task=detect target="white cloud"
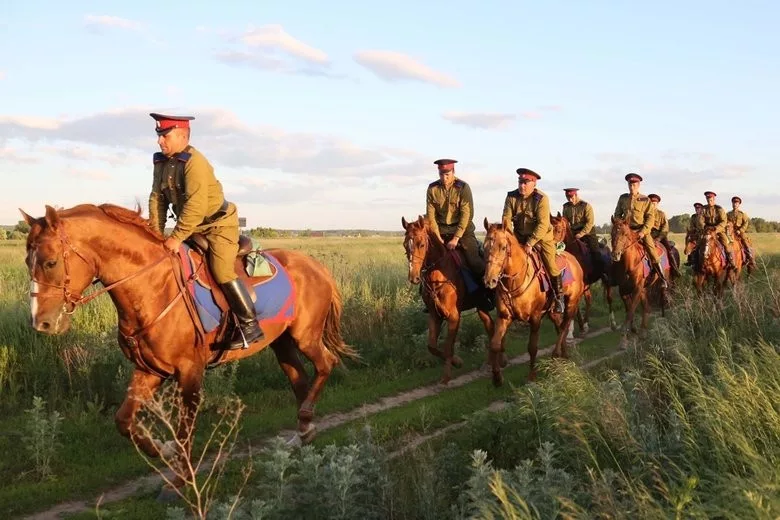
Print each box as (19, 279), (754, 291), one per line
(0, 106), (428, 180)
(213, 24), (343, 78)
(441, 112), (517, 130)
(65, 168), (111, 181)
(241, 24), (329, 65)
(84, 15), (143, 32)
(353, 50), (460, 88)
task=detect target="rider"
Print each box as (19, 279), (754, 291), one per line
(684, 202), (705, 267)
(701, 190), (734, 267)
(728, 196), (755, 266)
(648, 193), (681, 277)
(424, 158), (492, 310)
(147, 113), (264, 350)
(502, 168), (565, 313)
(612, 173), (668, 289)
(561, 187), (603, 274)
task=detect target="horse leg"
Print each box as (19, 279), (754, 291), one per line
(488, 314), (511, 387)
(271, 335), (316, 445)
(476, 309), (503, 367)
(427, 313), (445, 362)
(440, 313), (461, 385)
(294, 335), (341, 444)
(527, 315), (542, 381)
(604, 282), (618, 331)
(578, 287), (591, 336)
(115, 370), (165, 458)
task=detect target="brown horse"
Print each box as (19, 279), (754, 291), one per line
(20, 203), (358, 497)
(609, 216), (669, 338)
(684, 224), (744, 297)
(482, 217), (585, 387)
(401, 215), (494, 384)
(550, 213), (617, 334)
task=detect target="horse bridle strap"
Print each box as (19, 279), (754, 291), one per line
(29, 227), (171, 314)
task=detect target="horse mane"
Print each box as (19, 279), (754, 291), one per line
(96, 203), (165, 242)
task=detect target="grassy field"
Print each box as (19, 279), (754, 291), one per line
(0, 232), (778, 519)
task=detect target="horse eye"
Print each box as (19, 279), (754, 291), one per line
(44, 259), (57, 269)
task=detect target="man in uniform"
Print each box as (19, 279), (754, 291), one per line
(502, 168), (564, 313)
(612, 173), (668, 288)
(728, 196), (755, 266)
(148, 113), (264, 350)
(684, 202), (705, 267)
(561, 187), (603, 274)
(424, 158), (492, 309)
(648, 194), (680, 277)
(701, 190), (734, 267)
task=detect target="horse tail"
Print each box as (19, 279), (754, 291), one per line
(322, 280), (361, 362)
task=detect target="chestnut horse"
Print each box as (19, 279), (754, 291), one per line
(482, 218), (585, 387)
(609, 216), (669, 338)
(684, 223), (744, 297)
(401, 215), (494, 384)
(550, 213), (617, 334)
(20, 203), (358, 496)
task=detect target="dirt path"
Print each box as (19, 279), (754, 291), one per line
(387, 349), (628, 460)
(23, 325), (619, 519)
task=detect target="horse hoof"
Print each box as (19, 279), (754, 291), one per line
(451, 355), (463, 368)
(439, 376), (451, 386)
(300, 422), (317, 445)
(298, 404), (314, 422)
(492, 372), (504, 387)
(528, 371), (537, 382)
(156, 485), (180, 504)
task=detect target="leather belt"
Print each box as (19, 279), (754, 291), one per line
(202, 200), (229, 225)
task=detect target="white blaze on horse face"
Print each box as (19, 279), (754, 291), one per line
(30, 250), (39, 326)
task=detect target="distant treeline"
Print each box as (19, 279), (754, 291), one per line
(4, 215), (780, 240)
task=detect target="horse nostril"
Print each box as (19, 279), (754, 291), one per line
(38, 321), (51, 332)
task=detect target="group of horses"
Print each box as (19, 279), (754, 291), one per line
(402, 213), (756, 388)
(17, 202), (755, 500)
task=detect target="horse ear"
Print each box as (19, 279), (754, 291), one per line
(417, 215), (424, 226)
(483, 217), (490, 231)
(19, 208), (36, 227)
(401, 216), (408, 230)
(556, 211), (561, 218)
(610, 215), (616, 224)
(44, 205), (60, 230)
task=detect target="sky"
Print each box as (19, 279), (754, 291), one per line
(1, 0), (778, 230)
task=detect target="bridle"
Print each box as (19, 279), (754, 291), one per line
(28, 225), (170, 315)
(484, 229), (535, 306)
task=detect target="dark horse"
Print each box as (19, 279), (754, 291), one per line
(401, 215), (494, 384)
(20, 204), (358, 496)
(684, 223), (744, 297)
(609, 216), (670, 341)
(550, 213), (617, 334)
(482, 217), (585, 387)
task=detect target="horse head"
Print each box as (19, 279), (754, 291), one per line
(609, 215), (637, 263)
(401, 215), (436, 284)
(482, 216), (521, 289)
(550, 212), (571, 243)
(684, 228), (699, 255)
(19, 205), (97, 334)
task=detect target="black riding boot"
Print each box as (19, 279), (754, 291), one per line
(221, 279), (265, 350)
(684, 254), (693, 266)
(653, 262), (668, 289)
(553, 274), (565, 313)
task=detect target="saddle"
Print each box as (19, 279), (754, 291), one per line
(181, 233), (278, 332)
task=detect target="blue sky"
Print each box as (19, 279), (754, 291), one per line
(1, 0), (777, 230)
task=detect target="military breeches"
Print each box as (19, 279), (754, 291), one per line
(457, 232), (485, 276)
(716, 231), (731, 249)
(641, 234), (661, 264)
(535, 239), (561, 277)
(203, 228), (239, 284)
(738, 232), (752, 246)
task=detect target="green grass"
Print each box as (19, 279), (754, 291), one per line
(1, 234), (778, 519)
